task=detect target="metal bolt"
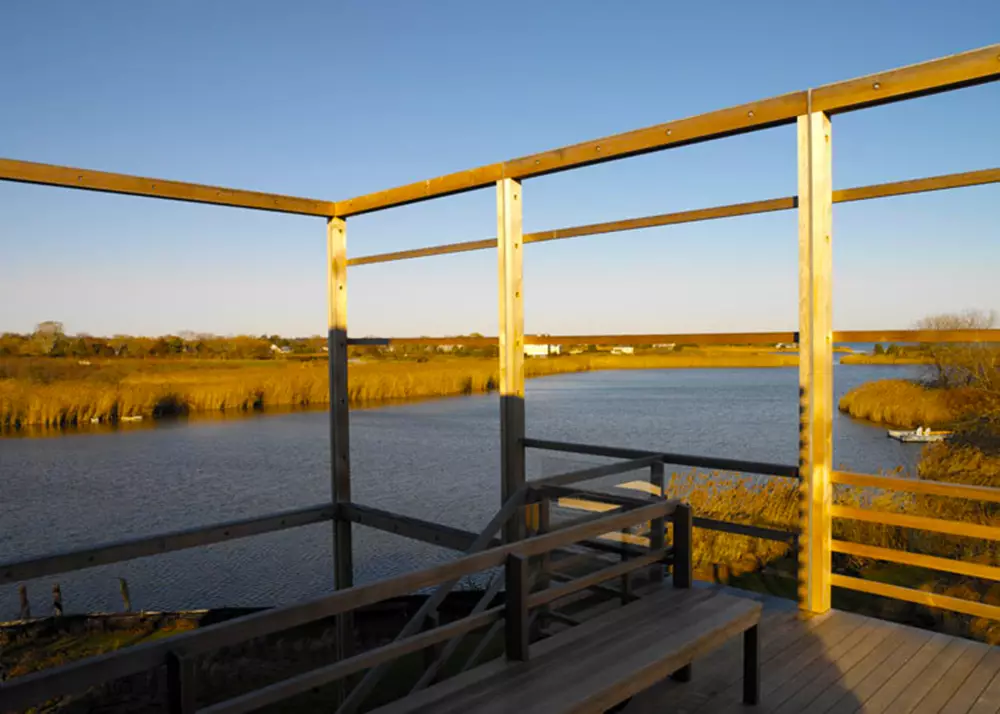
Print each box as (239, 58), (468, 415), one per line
(595, 145), (601, 152)
(77, 175), (83, 182)
(666, 129), (672, 136)
(748, 110), (755, 118)
(872, 81), (881, 90)
(534, 159), (540, 165)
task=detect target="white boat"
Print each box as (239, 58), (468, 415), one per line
(887, 427), (950, 443)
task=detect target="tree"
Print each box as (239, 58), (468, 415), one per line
(916, 310), (1000, 394)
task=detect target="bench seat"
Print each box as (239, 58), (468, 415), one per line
(371, 586), (762, 714)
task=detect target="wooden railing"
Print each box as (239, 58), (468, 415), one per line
(0, 471), (685, 714)
(831, 470), (1000, 621)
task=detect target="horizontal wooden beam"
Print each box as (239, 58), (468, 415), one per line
(528, 455), (664, 489)
(0, 503), (335, 585)
(0, 158), (337, 216)
(523, 437), (799, 479)
(831, 540), (1000, 581)
(346, 167), (1000, 266)
(831, 573), (1000, 621)
(832, 470), (1000, 503)
(831, 505), (1000, 541)
(528, 551), (665, 609)
(349, 328), (1000, 348)
(340, 503), (498, 551)
(334, 45), (999, 216)
(693, 517), (798, 544)
(833, 329), (1000, 344)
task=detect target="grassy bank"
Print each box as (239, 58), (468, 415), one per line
(837, 378), (993, 429)
(0, 350), (796, 430)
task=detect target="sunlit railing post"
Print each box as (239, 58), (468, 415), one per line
(797, 106), (834, 614)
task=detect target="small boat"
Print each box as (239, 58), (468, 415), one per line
(887, 427), (950, 443)
(119, 415), (144, 423)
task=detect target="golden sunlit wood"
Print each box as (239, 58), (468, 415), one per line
(831, 540), (1000, 581)
(832, 505), (1000, 541)
(833, 470), (1000, 503)
(832, 574), (1000, 621)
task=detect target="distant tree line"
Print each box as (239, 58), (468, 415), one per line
(0, 322), (328, 360)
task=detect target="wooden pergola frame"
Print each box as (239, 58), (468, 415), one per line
(2, 42), (1000, 713)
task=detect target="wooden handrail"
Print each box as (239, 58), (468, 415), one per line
(832, 574), (1000, 621)
(831, 540), (1000, 581)
(833, 470), (1000, 503)
(831, 506), (1000, 541)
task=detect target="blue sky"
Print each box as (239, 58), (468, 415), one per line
(1, 1), (997, 338)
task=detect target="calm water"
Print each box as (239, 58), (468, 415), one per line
(0, 365), (920, 619)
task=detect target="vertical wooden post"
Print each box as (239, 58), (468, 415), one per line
(166, 651), (196, 714)
(328, 216), (353, 670)
(671, 502), (693, 682)
(505, 554), (530, 662)
(649, 462), (666, 584)
(536, 497), (551, 632)
(18, 584), (30, 620)
(497, 178), (525, 544)
(51, 583), (63, 617)
(797, 108), (833, 614)
(119, 578), (132, 612)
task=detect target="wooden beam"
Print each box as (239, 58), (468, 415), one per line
(833, 329), (1000, 344)
(797, 110), (834, 614)
(339, 503), (497, 552)
(346, 166), (999, 267)
(0, 158), (337, 216)
(498, 178), (525, 543)
(0, 504), (334, 584)
(832, 470), (1000, 503)
(831, 540), (1000, 581)
(831, 574), (1000, 621)
(832, 505), (1000, 541)
(333, 45), (999, 216)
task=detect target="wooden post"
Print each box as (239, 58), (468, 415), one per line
(797, 108), (833, 614)
(536, 497), (551, 633)
(18, 584), (30, 620)
(649, 461), (666, 584)
(51, 583), (63, 617)
(328, 216), (353, 675)
(166, 651), (196, 714)
(743, 623), (761, 705)
(497, 178), (525, 544)
(671, 502), (693, 682)
(119, 577), (132, 612)
(505, 554), (529, 662)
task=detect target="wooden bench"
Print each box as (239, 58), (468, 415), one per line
(371, 585), (762, 714)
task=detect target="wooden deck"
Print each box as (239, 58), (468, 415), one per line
(623, 591), (1000, 714)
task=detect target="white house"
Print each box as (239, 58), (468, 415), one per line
(524, 344), (561, 357)
(610, 346), (635, 356)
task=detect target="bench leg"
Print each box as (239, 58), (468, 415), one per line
(743, 624), (760, 705)
(671, 664), (691, 683)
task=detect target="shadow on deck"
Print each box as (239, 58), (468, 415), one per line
(624, 588), (1000, 714)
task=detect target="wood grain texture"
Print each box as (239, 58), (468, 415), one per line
(832, 506), (1000, 541)
(832, 574), (1000, 620)
(833, 469), (1000, 503)
(831, 539), (1000, 581)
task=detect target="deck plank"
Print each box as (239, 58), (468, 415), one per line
(859, 631), (954, 714)
(886, 637), (977, 714)
(909, 640), (991, 714)
(939, 646), (1000, 714)
(969, 666), (1000, 714)
(773, 617), (899, 713)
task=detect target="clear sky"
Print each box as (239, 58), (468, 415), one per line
(1, 1), (997, 338)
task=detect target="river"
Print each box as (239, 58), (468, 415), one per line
(0, 365), (921, 619)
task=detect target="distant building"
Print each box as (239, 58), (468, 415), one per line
(652, 343), (676, 350)
(524, 344), (561, 357)
(610, 346), (635, 356)
(270, 344), (293, 354)
(436, 344), (456, 353)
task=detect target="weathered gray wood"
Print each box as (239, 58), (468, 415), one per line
(0, 503), (335, 584)
(772, 617), (897, 713)
(166, 652), (196, 714)
(693, 516), (799, 543)
(370, 588), (761, 714)
(887, 637), (977, 714)
(938, 646), (1000, 714)
(910, 640), (992, 714)
(528, 552), (664, 609)
(824, 625), (934, 714)
(969, 666), (1000, 714)
(649, 463), (665, 584)
(523, 437), (798, 478)
(505, 554), (530, 662)
(201, 609), (502, 714)
(858, 631), (953, 713)
(340, 502), (495, 552)
(674, 503), (693, 589)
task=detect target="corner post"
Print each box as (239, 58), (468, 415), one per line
(327, 216), (354, 665)
(797, 109), (833, 614)
(497, 178), (525, 543)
